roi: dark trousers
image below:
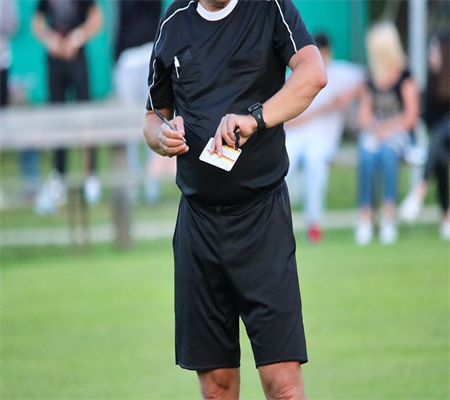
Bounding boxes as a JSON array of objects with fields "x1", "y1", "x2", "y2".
[
  {"x1": 47, "y1": 50, "x2": 97, "y2": 175},
  {"x1": 423, "y1": 118, "x2": 450, "y2": 214}
]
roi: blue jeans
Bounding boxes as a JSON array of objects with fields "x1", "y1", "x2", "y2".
[
  {"x1": 357, "y1": 136, "x2": 404, "y2": 207},
  {"x1": 19, "y1": 149, "x2": 40, "y2": 195}
]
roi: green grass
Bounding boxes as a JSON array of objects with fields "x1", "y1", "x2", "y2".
[{"x1": 1, "y1": 226, "x2": 449, "y2": 399}]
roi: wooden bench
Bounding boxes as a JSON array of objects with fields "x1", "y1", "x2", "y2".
[{"x1": 0, "y1": 100, "x2": 146, "y2": 249}]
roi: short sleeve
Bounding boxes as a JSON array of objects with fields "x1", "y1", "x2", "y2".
[
  {"x1": 146, "y1": 56, "x2": 174, "y2": 110},
  {"x1": 272, "y1": 0, "x2": 315, "y2": 65},
  {"x1": 145, "y1": 17, "x2": 174, "y2": 111}
]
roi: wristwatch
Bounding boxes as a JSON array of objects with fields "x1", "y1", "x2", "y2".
[{"x1": 248, "y1": 102, "x2": 266, "y2": 133}]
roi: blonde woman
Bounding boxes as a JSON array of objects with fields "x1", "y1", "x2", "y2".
[{"x1": 355, "y1": 22, "x2": 419, "y2": 245}]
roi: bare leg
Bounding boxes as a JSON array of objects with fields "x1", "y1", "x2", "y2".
[
  {"x1": 360, "y1": 206, "x2": 373, "y2": 221},
  {"x1": 258, "y1": 361, "x2": 306, "y2": 400},
  {"x1": 382, "y1": 200, "x2": 396, "y2": 220},
  {"x1": 197, "y1": 368, "x2": 240, "y2": 400}
]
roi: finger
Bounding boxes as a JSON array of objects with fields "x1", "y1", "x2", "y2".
[
  {"x1": 225, "y1": 117, "x2": 238, "y2": 147},
  {"x1": 164, "y1": 137, "x2": 187, "y2": 148},
  {"x1": 166, "y1": 143, "x2": 189, "y2": 157},
  {"x1": 173, "y1": 116, "x2": 186, "y2": 141},
  {"x1": 162, "y1": 125, "x2": 187, "y2": 144},
  {"x1": 165, "y1": 123, "x2": 186, "y2": 143},
  {"x1": 216, "y1": 118, "x2": 231, "y2": 157},
  {"x1": 213, "y1": 133, "x2": 223, "y2": 157},
  {"x1": 159, "y1": 142, "x2": 168, "y2": 156}
]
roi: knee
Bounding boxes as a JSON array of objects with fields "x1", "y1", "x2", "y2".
[
  {"x1": 260, "y1": 362, "x2": 305, "y2": 400},
  {"x1": 266, "y1": 382, "x2": 302, "y2": 400},
  {"x1": 198, "y1": 369, "x2": 239, "y2": 400}
]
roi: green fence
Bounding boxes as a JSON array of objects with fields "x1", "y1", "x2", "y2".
[{"x1": 10, "y1": 0, "x2": 367, "y2": 105}]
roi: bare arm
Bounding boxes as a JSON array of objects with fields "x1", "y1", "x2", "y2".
[
  {"x1": 357, "y1": 85, "x2": 373, "y2": 131},
  {"x1": 263, "y1": 45, "x2": 327, "y2": 127},
  {"x1": 211, "y1": 44, "x2": 327, "y2": 155},
  {"x1": 32, "y1": 12, "x2": 64, "y2": 57},
  {"x1": 287, "y1": 82, "x2": 364, "y2": 128},
  {"x1": 143, "y1": 106, "x2": 188, "y2": 157}
]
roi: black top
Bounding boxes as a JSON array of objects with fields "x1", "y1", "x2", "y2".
[
  {"x1": 367, "y1": 69, "x2": 411, "y2": 122},
  {"x1": 147, "y1": 0, "x2": 315, "y2": 206},
  {"x1": 424, "y1": 76, "x2": 450, "y2": 128},
  {"x1": 423, "y1": 33, "x2": 450, "y2": 128},
  {"x1": 114, "y1": 0, "x2": 162, "y2": 60},
  {"x1": 37, "y1": 0, "x2": 94, "y2": 36}
]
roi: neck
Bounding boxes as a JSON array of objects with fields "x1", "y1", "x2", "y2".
[{"x1": 199, "y1": 0, "x2": 232, "y2": 12}]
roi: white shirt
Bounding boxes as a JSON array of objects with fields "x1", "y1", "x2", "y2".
[{"x1": 286, "y1": 59, "x2": 365, "y2": 156}]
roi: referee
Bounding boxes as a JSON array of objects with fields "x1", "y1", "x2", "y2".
[{"x1": 143, "y1": 1, "x2": 327, "y2": 398}]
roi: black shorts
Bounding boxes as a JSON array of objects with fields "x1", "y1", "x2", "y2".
[{"x1": 172, "y1": 181, "x2": 308, "y2": 370}]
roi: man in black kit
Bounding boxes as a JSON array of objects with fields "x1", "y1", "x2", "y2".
[{"x1": 143, "y1": 1, "x2": 327, "y2": 399}]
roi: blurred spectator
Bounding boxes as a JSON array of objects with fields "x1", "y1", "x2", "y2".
[
  {"x1": 113, "y1": 0, "x2": 166, "y2": 204},
  {"x1": 354, "y1": 21, "x2": 420, "y2": 246},
  {"x1": 0, "y1": 0, "x2": 17, "y2": 108},
  {"x1": 399, "y1": 31, "x2": 450, "y2": 240},
  {"x1": 1, "y1": 0, "x2": 40, "y2": 208},
  {"x1": 285, "y1": 32, "x2": 364, "y2": 243},
  {"x1": 32, "y1": 0, "x2": 103, "y2": 214}
]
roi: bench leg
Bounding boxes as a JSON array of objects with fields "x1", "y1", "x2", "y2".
[
  {"x1": 68, "y1": 185, "x2": 90, "y2": 251},
  {"x1": 111, "y1": 144, "x2": 132, "y2": 249}
]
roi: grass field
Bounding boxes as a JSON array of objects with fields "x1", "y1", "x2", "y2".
[{"x1": 1, "y1": 225, "x2": 449, "y2": 400}]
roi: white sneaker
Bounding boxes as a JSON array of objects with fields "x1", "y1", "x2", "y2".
[
  {"x1": 399, "y1": 191, "x2": 423, "y2": 223},
  {"x1": 440, "y1": 219, "x2": 450, "y2": 241},
  {"x1": 355, "y1": 219, "x2": 374, "y2": 246},
  {"x1": 84, "y1": 175, "x2": 102, "y2": 204},
  {"x1": 34, "y1": 170, "x2": 66, "y2": 215},
  {"x1": 379, "y1": 218, "x2": 398, "y2": 245}
]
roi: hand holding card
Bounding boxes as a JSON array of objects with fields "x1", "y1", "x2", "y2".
[{"x1": 199, "y1": 138, "x2": 242, "y2": 172}]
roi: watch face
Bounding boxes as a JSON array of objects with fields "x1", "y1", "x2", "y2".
[{"x1": 249, "y1": 102, "x2": 262, "y2": 113}]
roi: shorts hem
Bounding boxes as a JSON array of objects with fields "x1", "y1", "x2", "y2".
[
  {"x1": 177, "y1": 361, "x2": 241, "y2": 371},
  {"x1": 255, "y1": 357, "x2": 308, "y2": 369}
]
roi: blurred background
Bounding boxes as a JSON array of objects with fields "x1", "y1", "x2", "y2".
[{"x1": 1, "y1": 1, "x2": 449, "y2": 399}]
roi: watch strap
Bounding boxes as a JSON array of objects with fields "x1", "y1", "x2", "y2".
[{"x1": 248, "y1": 102, "x2": 266, "y2": 132}]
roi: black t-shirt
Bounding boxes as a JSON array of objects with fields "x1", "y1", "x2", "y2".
[
  {"x1": 424, "y1": 73, "x2": 450, "y2": 128},
  {"x1": 115, "y1": 0, "x2": 162, "y2": 60},
  {"x1": 367, "y1": 69, "x2": 411, "y2": 122},
  {"x1": 37, "y1": 0, "x2": 94, "y2": 36},
  {"x1": 147, "y1": 0, "x2": 315, "y2": 206}
]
